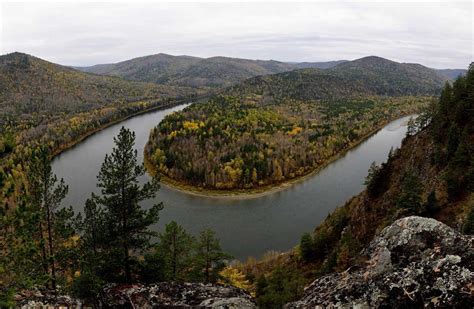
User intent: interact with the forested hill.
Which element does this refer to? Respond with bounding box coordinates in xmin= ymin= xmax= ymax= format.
xmin=435 ymin=68 xmax=467 ymax=80
xmin=76 ymin=53 xmax=346 ymax=88
xmin=0 ymin=52 xmax=196 ymax=120
xmin=228 ymin=56 xmax=449 ymax=101
xmin=241 ymin=64 xmax=474 ymax=307
xmin=76 ymin=53 xmax=203 ymax=84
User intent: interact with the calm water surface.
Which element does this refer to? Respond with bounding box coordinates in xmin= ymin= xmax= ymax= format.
xmin=52 ymin=105 xmax=412 ymax=260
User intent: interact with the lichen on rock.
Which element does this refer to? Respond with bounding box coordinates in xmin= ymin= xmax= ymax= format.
xmin=286 ymin=216 xmax=474 ymax=308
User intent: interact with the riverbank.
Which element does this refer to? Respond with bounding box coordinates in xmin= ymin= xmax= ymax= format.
xmin=144 ymin=113 xmax=416 ymax=199
xmin=51 ymin=97 xmax=197 ymax=158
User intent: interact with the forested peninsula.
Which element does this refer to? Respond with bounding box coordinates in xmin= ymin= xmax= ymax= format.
xmin=145 ymin=95 xmax=429 ymax=193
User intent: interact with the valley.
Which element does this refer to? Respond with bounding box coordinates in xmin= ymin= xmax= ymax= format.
xmin=1 ymin=50 xmax=472 ymax=308
xmin=51 ymin=102 xmax=415 ymax=260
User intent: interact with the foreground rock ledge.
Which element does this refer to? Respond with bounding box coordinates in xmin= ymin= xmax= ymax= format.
xmin=16 ymin=216 xmax=473 ymax=308
xmin=286 ymin=216 xmax=474 ymax=308
xmin=99 ymin=282 xmax=256 ymax=308
xmin=16 ymin=282 xmax=256 ymax=308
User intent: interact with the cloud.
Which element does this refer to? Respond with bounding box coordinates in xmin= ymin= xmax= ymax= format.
xmin=1 ymin=1 xmax=472 ymax=68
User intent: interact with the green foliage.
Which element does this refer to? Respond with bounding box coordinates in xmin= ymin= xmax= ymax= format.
xmin=0 ymin=131 xmax=15 ymax=156
xmin=0 ymin=286 xmax=15 ymax=308
xmin=299 ymin=233 xmax=314 ymax=262
xmin=446 ymin=124 xmax=460 ymax=158
xmin=79 ymin=127 xmax=163 ymax=284
xmin=146 ymin=222 xmax=231 ymax=283
xmin=365 ymin=161 xmax=390 ymax=197
xmin=463 ymin=205 xmax=474 ymax=235
xmin=396 ymin=171 xmax=423 ymax=214
xmin=423 ymin=191 xmax=439 ymax=215
xmin=255 ymin=267 xmax=304 ymax=309
xmin=141 ymin=251 xmax=166 ymax=283
xmin=193 ymin=229 xmax=232 ymax=282
xmin=153 ymin=221 xmax=194 ymax=281
xmin=430 ymin=64 xmax=474 ymax=201
xmin=70 ymin=270 xmax=104 ymax=306
xmin=0 ymin=146 xmax=74 ymax=299
xmin=27 ymin=146 xmax=69 ymax=292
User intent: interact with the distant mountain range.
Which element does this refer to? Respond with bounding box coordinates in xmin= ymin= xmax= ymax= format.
xmin=76 ymin=53 xmax=350 ymax=88
xmin=435 ymin=69 xmax=467 ymax=80
xmin=76 ymin=53 xmax=465 ymax=89
xmin=228 ymin=56 xmax=450 ymax=100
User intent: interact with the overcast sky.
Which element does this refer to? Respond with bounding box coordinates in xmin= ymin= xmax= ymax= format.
xmin=0 ymin=1 xmax=472 ymax=68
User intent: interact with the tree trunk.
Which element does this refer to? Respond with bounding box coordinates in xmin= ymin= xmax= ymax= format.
xmin=205 ymin=239 xmax=210 ymax=282
xmin=172 ymin=233 xmax=177 ymax=280
xmin=45 ymin=204 xmax=56 ymax=294
xmin=38 ymin=221 xmax=49 ymax=276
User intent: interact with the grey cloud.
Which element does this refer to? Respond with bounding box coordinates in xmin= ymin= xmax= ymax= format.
xmin=1 ymin=1 xmax=471 ymax=69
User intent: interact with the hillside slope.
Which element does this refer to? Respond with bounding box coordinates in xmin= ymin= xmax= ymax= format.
xmin=238 ymin=64 xmax=473 ymax=308
xmin=229 ymin=56 xmax=449 ymax=101
xmin=436 ymin=68 xmax=467 ymax=79
xmin=287 ymin=216 xmax=473 ymax=307
xmin=76 ymin=53 xmax=202 ymax=84
xmin=0 ymin=52 xmax=195 ymax=120
xmin=305 ymin=64 xmax=474 ymax=267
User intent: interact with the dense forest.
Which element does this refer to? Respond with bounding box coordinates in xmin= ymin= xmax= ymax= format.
xmin=230 ymin=64 xmax=474 ymax=308
xmin=146 ymin=95 xmax=430 ymax=190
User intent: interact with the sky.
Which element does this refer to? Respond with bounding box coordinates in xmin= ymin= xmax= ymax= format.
xmin=0 ymin=0 xmax=472 ymax=69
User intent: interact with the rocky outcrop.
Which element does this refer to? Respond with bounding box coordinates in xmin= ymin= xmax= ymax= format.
xmin=99 ymin=282 xmax=256 ymax=308
xmin=16 ymin=282 xmax=255 ymax=308
xmin=286 ymin=216 xmax=474 ymax=308
xmin=15 ymin=288 xmax=82 ymax=308
xmin=16 ymin=217 xmax=473 ymax=308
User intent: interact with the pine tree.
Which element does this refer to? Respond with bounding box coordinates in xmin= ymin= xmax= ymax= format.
xmin=155 ymin=221 xmax=194 ymax=281
xmin=91 ymin=127 xmax=163 ymax=283
xmin=396 ymin=171 xmax=423 ymax=214
xmin=423 ymin=190 xmax=439 ymax=215
xmin=194 ymin=229 xmax=232 ymax=282
xmin=27 ymin=146 xmax=68 ymax=293
xmin=446 ymin=124 xmax=460 ymax=159
xmin=299 ymin=233 xmax=314 ymax=262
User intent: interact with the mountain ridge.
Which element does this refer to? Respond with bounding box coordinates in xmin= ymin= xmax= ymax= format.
xmin=0 ymin=52 xmax=197 ymax=120
xmin=228 ymin=55 xmax=449 ymax=100
xmin=74 ymin=52 xmax=465 ymax=88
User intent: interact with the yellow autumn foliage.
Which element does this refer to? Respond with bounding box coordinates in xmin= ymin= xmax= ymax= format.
xmin=183 ymin=120 xmax=204 ymax=130
xmin=219 ymin=266 xmax=252 ymax=292
xmin=288 ymin=126 xmax=303 ymax=135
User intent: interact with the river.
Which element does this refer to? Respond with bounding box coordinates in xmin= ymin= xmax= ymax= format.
xmin=52 ymin=104 xmax=413 ymax=260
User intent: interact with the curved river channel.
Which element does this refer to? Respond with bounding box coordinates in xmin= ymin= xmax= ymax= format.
xmin=53 ymin=104 xmax=413 ymax=260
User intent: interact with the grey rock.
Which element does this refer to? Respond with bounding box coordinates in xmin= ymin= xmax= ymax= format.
xmin=99 ymin=282 xmax=256 ymax=308
xmin=15 ymin=288 xmax=82 ymax=308
xmin=286 ymin=216 xmax=474 ymax=308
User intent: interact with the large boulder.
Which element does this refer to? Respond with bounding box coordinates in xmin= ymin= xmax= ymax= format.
xmin=286 ymin=216 xmax=474 ymax=308
xmin=99 ymin=282 xmax=256 ymax=308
